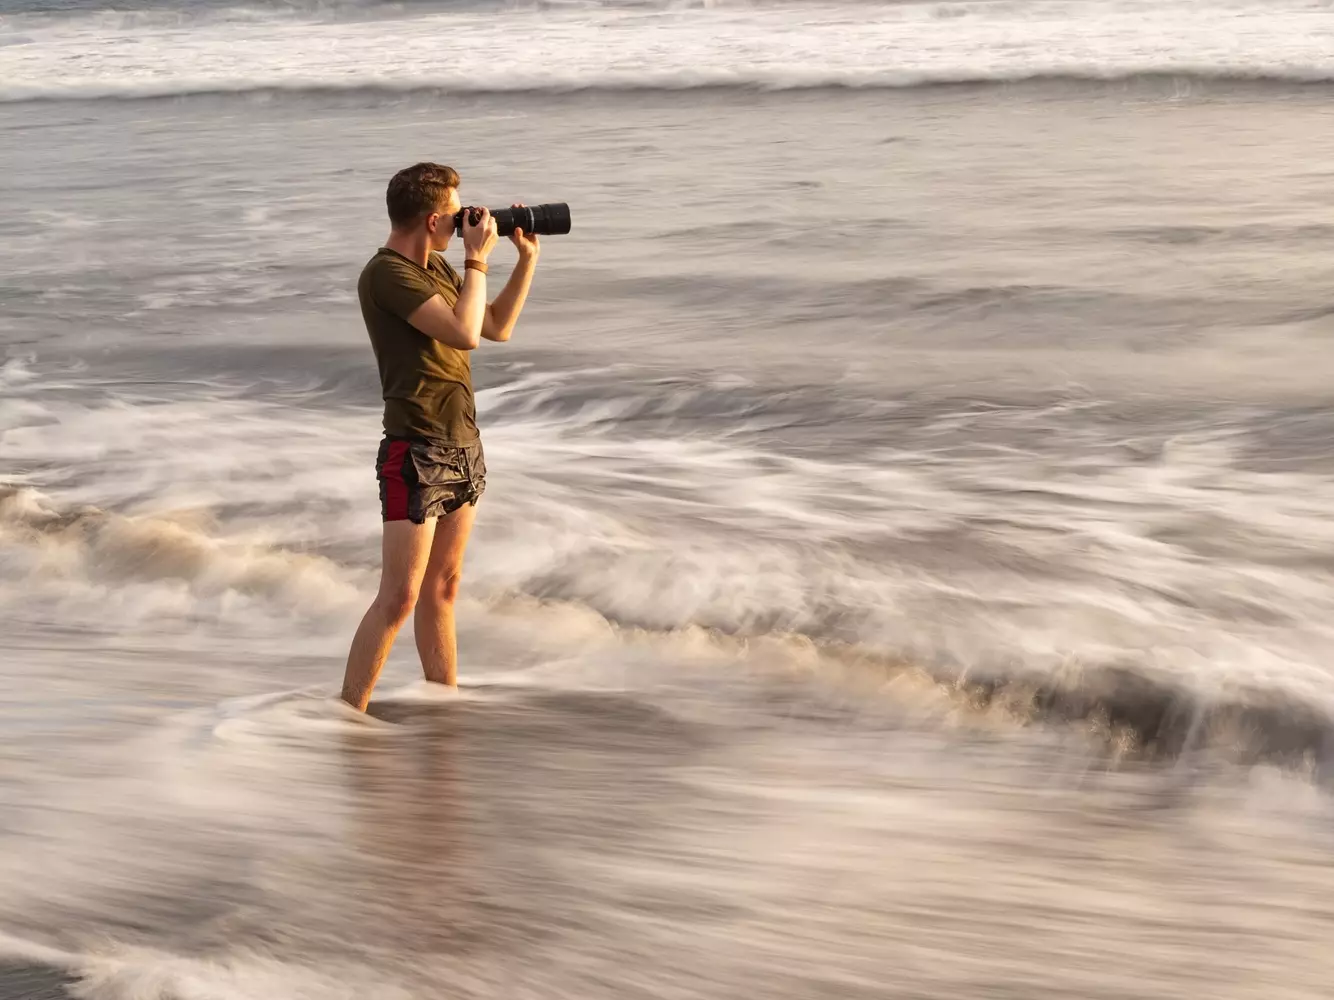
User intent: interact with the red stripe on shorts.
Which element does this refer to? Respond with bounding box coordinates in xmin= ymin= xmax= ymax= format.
xmin=381 ymin=439 xmax=411 ymax=521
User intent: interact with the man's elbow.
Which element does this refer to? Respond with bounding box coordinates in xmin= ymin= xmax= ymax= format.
xmin=431 ymin=324 xmax=480 ymax=350
xmin=481 ymin=307 xmax=512 ymax=343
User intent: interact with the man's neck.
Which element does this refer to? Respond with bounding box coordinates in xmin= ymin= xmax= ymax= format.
xmin=383 ymin=230 xmax=433 ymax=269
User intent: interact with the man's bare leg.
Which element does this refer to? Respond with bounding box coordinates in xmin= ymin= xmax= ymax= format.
xmin=341 ymin=518 xmax=438 ymax=711
xmin=414 ymin=502 xmax=478 ymax=689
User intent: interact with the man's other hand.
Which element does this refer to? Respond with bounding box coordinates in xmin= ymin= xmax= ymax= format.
xmin=509 ymin=203 xmax=541 ymax=262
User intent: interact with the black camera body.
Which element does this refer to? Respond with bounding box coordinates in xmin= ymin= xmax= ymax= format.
xmin=453 ymin=203 xmax=572 ymax=238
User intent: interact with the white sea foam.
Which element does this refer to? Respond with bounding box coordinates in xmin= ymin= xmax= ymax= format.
xmin=6 ymin=368 xmax=1334 ymax=717
xmin=1 ymin=0 xmax=1332 ymax=102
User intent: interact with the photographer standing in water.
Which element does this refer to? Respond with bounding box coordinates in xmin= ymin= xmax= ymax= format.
xmin=341 ymin=162 xmax=539 ymax=711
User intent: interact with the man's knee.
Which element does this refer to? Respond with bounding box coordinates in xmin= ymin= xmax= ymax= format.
xmin=375 ymin=585 xmax=420 ymax=624
xmin=421 ymin=570 xmax=463 ymax=608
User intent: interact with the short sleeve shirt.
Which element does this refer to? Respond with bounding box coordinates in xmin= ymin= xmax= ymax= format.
xmin=357 ymin=247 xmax=478 ymax=443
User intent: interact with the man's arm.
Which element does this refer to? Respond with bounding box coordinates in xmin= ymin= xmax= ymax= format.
xmin=406 ymin=272 xmax=489 ymax=351
xmin=482 ymin=209 xmax=541 ymax=343
xmin=481 ymin=254 xmax=537 ymax=343
xmin=402 ymin=207 xmax=499 ymax=350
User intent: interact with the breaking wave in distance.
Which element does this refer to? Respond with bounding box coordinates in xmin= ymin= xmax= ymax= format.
xmin=2 ymin=0 xmax=1333 ymax=102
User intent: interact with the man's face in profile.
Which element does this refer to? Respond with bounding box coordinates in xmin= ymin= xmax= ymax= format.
xmin=427 ymin=187 xmax=463 ymax=252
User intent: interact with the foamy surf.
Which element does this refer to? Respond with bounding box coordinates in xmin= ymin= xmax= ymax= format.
xmin=9 ymin=365 xmax=1334 ymax=749
xmin=204 ymin=689 xmax=388 ymax=744
xmin=372 ymin=678 xmax=531 ymax=703
xmin=2 ymin=0 xmax=1334 ymax=102
xmin=0 ymin=485 xmax=366 ymax=618
xmin=0 ymin=940 xmax=405 ymax=1000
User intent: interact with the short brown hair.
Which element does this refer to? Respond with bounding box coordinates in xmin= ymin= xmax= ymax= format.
xmin=386 ymin=162 xmax=460 ymax=228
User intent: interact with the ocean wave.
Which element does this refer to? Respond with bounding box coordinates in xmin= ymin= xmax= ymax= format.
xmin=2 ymin=0 xmax=1333 ymax=103
xmin=8 ymin=365 xmax=1334 ymax=769
xmin=0 ymin=485 xmax=366 ymax=612
xmin=6 ymin=476 xmax=1334 ymax=769
xmin=4 ymin=68 xmax=1334 ymax=104
xmin=713 ymin=635 xmax=1334 ymax=772
xmin=0 ymin=935 xmax=386 ymax=1000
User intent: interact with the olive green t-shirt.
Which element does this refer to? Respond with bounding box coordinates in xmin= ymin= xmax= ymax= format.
xmin=358 ymin=247 xmax=478 ymax=444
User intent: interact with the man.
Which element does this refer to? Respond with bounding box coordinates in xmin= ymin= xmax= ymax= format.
xmin=341 ymin=162 xmax=539 ymax=711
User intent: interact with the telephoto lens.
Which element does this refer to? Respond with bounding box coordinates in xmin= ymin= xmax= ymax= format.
xmin=453 ymin=203 xmax=571 ymax=237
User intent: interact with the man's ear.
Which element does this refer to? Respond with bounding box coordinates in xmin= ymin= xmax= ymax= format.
xmin=425 ymin=212 xmax=440 ymax=234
